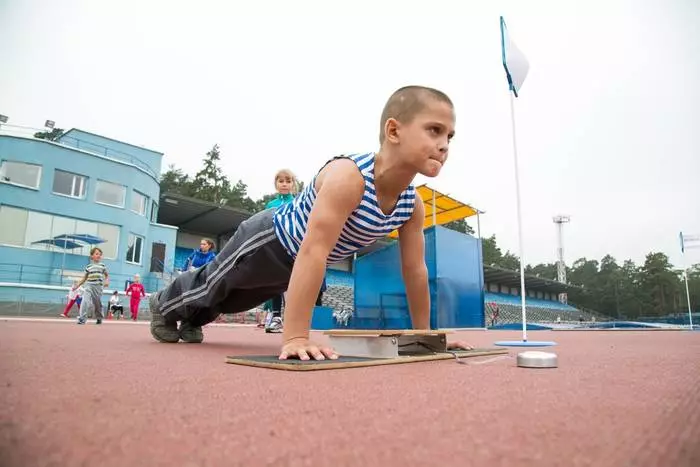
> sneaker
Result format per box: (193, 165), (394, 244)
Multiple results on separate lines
(265, 316), (283, 333)
(149, 293), (180, 343)
(77, 319), (85, 325)
(96, 319), (102, 325)
(179, 321), (204, 343)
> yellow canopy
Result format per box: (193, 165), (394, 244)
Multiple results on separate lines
(388, 184), (479, 238)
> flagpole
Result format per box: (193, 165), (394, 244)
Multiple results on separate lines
(683, 269), (693, 329)
(509, 91), (528, 341)
(680, 232), (694, 329)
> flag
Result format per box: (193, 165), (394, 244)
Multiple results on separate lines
(500, 16), (530, 97)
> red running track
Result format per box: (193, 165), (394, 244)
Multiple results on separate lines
(1, 319), (699, 467)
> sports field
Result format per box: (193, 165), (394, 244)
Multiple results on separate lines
(1, 319), (699, 467)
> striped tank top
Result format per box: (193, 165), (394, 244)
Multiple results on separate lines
(273, 153), (417, 264)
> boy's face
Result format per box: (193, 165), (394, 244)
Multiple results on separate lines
(275, 175), (294, 194)
(91, 250), (102, 262)
(391, 99), (455, 178)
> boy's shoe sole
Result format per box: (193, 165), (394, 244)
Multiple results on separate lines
(149, 294), (180, 343)
(179, 321), (204, 343)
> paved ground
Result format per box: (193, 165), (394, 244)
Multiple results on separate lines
(1, 318), (699, 467)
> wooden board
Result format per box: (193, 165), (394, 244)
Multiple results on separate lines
(323, 329), (453, 337)
(225, 348), (508, 371)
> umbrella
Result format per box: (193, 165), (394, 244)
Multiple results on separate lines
(32, 238), (84, 249)
(53, 234), (105, 245)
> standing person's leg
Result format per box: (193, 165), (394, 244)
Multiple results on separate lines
(62, 298), (76, 317)
(93, 288), (104, 324)
(130, 299), (138, 320)
(77, 285), (100, 324)
(264, 294), (284, 333)
(149, 209), (294, 343)
(77, 296), (88, 324)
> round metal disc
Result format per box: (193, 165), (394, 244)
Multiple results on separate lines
(517, 351), (558, 368)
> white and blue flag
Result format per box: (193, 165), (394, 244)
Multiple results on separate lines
(500, 16), (530, 97)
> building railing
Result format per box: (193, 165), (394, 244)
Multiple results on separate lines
(0, 262), (167, 292)
(0, 126), (159, 180)
(57, 135), (158, 179)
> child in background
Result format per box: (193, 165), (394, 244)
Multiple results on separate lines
(185, 239), (217, 271)
(74, 247), (109, 325)
(261, 169), (298, 333)
(126, 274), (146, 321)
(60, 280), (83, 318)
(109, 291), (124, 319)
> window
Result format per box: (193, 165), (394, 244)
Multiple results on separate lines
(0, 161), (42, 189)
(150, 200), (159, 223)
(0, 205), (119, 259)
(130, 191), (147, 216)
(0, 206), (28, 246)
(53, 170), (87, 198)
(126, 233), (144, 264)
(95, 180), (125, 207)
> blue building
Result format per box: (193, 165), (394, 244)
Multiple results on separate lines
(0, 129), (178, 310)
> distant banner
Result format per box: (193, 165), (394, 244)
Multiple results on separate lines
(680, 232), (700, 252)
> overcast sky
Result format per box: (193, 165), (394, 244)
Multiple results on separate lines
(1, 0), (698, 269)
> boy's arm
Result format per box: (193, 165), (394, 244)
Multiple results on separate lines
(397, 196), (431, 329)
(75, 272), (88, 289)
(399, 198), (475, 351)
(280, 159), (364, 360)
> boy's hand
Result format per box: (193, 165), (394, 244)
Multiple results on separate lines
(279, 338), (338, 361)
(447, 341), (474, 351)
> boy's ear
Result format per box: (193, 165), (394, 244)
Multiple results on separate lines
(384, 118), (400, 144)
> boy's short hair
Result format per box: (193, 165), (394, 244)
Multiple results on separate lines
(379, 85), (454, 144)
(89, 247), (103, 256)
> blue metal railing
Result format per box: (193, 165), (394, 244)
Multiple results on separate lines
(0, 262), (168, 292)
(57, 135), (158, 179)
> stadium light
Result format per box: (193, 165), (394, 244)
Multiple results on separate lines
(0, 115), (8, 124)
(45, 120), (55, 129)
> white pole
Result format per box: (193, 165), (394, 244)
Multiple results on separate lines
(680, 233), (695, 330)
(683, 269), (693, 329)
(509, 92), (528, 341)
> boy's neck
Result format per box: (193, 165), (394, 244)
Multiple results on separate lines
(373, 149), (416, 199)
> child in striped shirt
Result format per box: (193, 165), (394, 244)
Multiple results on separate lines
(149, 85), (472, 358)
(74, 247), (109, 325)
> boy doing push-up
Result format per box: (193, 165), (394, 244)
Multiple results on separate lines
(149, 85), (472, 359)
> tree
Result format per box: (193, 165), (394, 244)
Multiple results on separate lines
(525, 263), (558, 280)
(159, 164), (193, 196)
(191, 145), (230, 203)
(443, 219), (475, 235)
(481, 235), (503, 267)
(639, 252), (681, 317)
(34, 128), (64, 141)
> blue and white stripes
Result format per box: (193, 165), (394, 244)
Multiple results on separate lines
(273, 153), (416, 264)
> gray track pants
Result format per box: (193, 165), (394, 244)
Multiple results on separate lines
(78, 283), (104, 322)
(155, 208), (294, 327)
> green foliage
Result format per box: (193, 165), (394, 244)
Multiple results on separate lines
(442, 219), (474, 235)
(34, 128), (65, 141)
(159, 145), (257, 210)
